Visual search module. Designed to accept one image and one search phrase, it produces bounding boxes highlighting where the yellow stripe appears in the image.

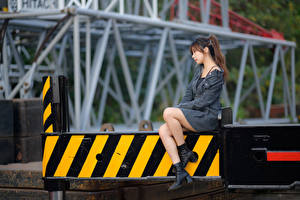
[206,149,219,176]
[153,152,172,176]
[43,76,50,101]
[153,135,187,176]
[43,103,51,125]
[103,135,134,177]
[45,124,53,133]
[78,135,109,178]
[54,135,84,177]
[129,135,159,177]
[42,136,59,177]
[186,135,213,176]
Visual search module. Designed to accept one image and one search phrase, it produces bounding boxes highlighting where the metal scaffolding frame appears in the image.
[0,0,297,131]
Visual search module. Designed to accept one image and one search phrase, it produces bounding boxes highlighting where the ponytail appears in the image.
[208,35,229,79]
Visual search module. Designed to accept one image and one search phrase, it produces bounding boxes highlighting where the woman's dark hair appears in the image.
[190,35,228,79]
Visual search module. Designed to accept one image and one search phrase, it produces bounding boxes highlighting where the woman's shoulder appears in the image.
[208,66,224,77]
[211,65,223,72]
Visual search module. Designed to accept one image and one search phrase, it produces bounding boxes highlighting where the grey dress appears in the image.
[177,65,224,131]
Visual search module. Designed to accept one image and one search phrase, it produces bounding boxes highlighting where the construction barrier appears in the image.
[42,132,220,179]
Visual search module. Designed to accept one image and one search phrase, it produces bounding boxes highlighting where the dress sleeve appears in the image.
[180,81,193,104]
[177,66,201,105]
[178,74,223,110]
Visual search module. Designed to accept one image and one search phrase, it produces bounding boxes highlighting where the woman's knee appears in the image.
[158,124,169,138]
[163,107,176,121]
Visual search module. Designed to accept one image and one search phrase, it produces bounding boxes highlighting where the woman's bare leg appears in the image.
[158,123,180,164]
[163,107,196,146]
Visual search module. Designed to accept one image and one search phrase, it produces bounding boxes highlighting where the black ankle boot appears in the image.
[168,162,193,191]
[177,143,198,168]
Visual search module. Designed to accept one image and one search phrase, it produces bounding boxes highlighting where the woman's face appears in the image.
[192,50,204,64]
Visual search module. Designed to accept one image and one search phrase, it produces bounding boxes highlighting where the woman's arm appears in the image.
[178,66,201,105]
[180,81,193,104]
[179,75,223,110]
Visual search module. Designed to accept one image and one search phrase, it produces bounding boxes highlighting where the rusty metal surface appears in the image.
[1,162,299,199]
[0,162,43,189]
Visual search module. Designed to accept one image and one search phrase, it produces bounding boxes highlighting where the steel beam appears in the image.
[113,20,141,122]
[135,44,150,99]
[179,0,188,21]
[249,45,265,118]
[220,0,229,28]
[144,27,168,120]
[6,30,25,76]
[110,65,131,124]
[85,18,91,105]
[291,47,297,122]
[73,15,81,130]
[153,0,158,18]
[58,35,68,74]
[97,47,115,125]
[204,0,211,24]
[98,77,131,112]
[233,42,249,122]
[169,31,184,92]
[2,35,11,98]
[143,0,154,18]
[221,83,231,107]
[265,45,280,120]
[0,10,65,19]
[279,46,293,118]
[120,0,124,14]
[134,0,141,15]
[160,0,175,20]
[76,9,296,47]
[81,19,112,130]
[104,0,118,12]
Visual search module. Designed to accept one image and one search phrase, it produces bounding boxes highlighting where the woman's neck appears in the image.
[203,56,217,70]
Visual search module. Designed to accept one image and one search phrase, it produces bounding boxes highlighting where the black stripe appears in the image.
[91,135,121,177]
[67,135,96,177]
[141,138,165,177]
[185,134,200,150]
[45,134,71,177]
[43,88,52,110]
[116,135,147,177]
[43,113,54,132]
[167,135,200,176]
[193,135,219,176]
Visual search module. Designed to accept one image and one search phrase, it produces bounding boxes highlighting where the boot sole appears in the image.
[168,176,193,191]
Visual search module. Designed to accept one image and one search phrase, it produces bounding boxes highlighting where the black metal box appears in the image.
[13,98,42,137]
[221,124,300,189]
[0,137,14,164]
[0,100,14,137]
[15,136,42,163]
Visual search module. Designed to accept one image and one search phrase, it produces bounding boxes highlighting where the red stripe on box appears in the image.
[267,152,300,161]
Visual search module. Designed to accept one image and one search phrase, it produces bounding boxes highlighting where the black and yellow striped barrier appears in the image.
[42,132,220,179]
[42,76,55,134]
[42,76,221,181]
